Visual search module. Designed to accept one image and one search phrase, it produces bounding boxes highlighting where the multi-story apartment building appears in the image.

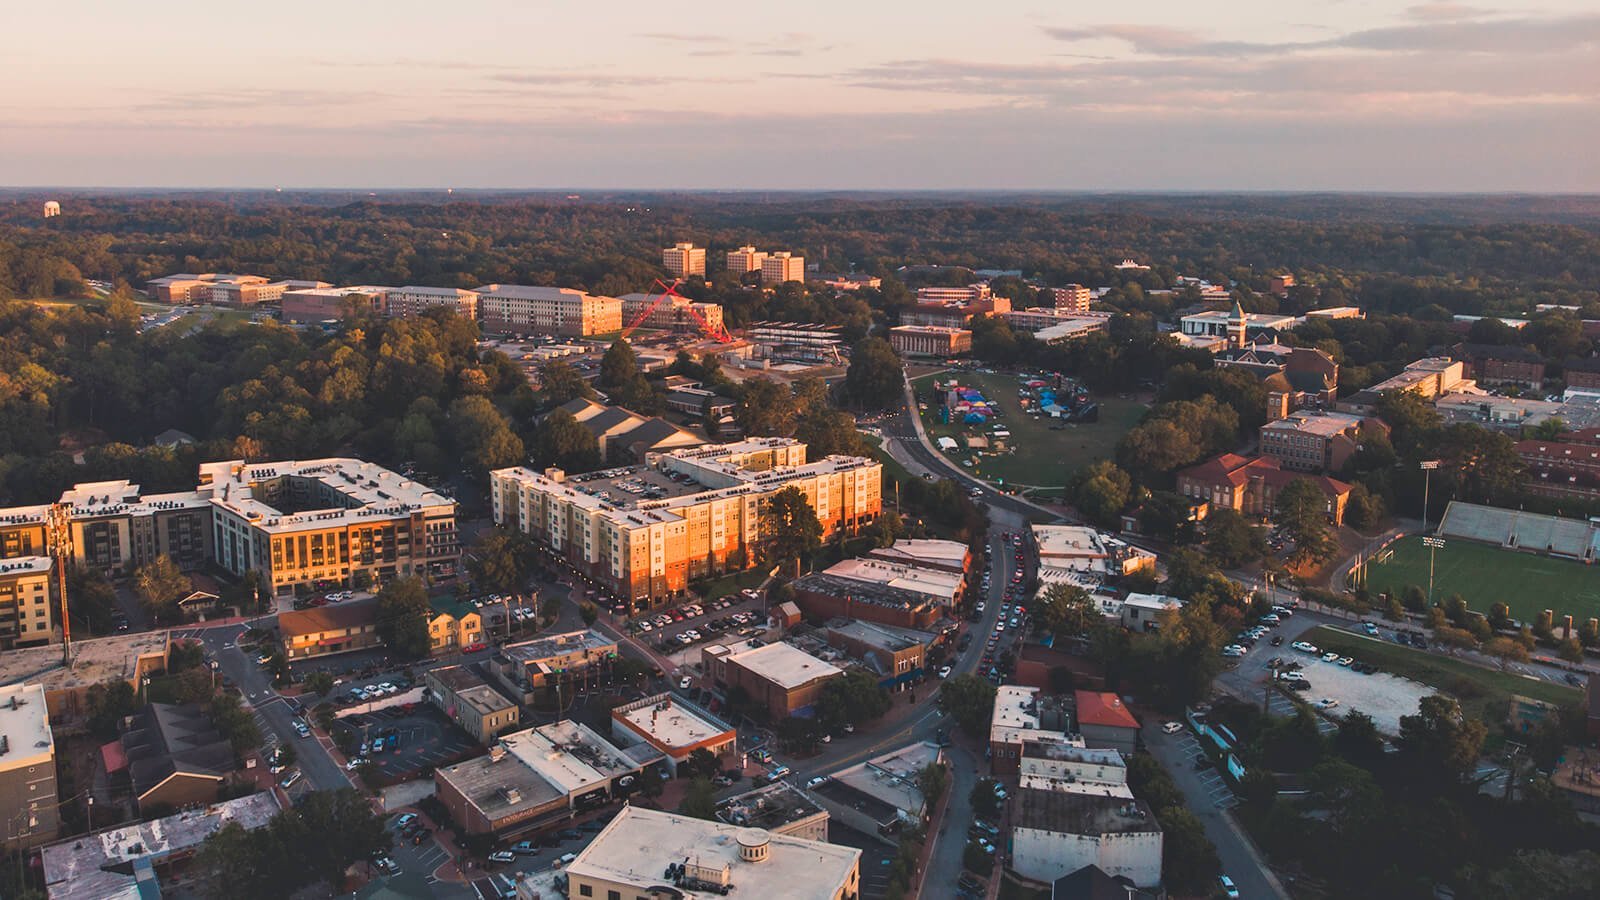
[1051,284,1092,312]
[490,438,881,602]
[0,484,210,579]
[385,286,479,320]
[761,251,806,285]
[726,245,768,275]
[0,506,47,561]
[1258,411,1372,473]
[144,274,329,306]
[0,683,59,849]
[888,325,971,358]
[618,292,725,335]
[566,807,862,900]
[0,558,56,650]
[200,458,459,596]
[662,242,707,278]
[474,284,622,337]
[1453,342,1546,391]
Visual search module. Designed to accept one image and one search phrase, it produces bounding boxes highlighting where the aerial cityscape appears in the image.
[2,4,1600,900]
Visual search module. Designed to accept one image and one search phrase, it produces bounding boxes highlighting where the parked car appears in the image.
[1162,721,1183,734]
[1220,875,1240,899]
[1316,698,1340,709]
[488,851,515,864]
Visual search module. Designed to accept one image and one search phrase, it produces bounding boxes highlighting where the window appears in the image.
[609,893,621,900]
[578,886,593,897]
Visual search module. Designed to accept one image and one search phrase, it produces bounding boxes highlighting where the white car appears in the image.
[938,665,952,679]
[679,676,693,690]
[1292,641,1319,654]
[994,623,1005,633]
[1316,698,1340,710]
[1220,875,1240,899]
[379,682,397,694]
[806,776,828,788]
[1162,721,1183,734]
[1321,652,1340,664]
[346,757,367,771]
[1221,645,1245,658]
[638,621,654,632]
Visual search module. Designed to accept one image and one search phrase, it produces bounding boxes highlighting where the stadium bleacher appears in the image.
[1437,501,1597,561]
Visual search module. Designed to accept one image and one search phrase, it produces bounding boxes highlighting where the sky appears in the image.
[3,1,1597,191]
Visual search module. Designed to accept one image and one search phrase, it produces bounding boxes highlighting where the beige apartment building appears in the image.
[761,252,805,285]
[201,458,459,596]
[662,242,707,278]
[491,438,881,602]
[0,482,212,579]
[281,286,391,323]
[0,683,59,849]
[385,286,480,319]
[1051,284,1092,312]
[0,558,56,650]
[726,245,768,275]
[618,292,725,336]
[474,284,622,337]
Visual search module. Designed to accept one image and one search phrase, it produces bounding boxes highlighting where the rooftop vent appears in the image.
[736,828,770,863]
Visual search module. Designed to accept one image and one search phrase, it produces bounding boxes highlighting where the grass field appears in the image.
[1303,625,1583,727]
[912,371,1145,490]
[1363,535,1600,625]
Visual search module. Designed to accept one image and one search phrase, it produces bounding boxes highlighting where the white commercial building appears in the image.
[566,805,862,900]
[1010,788,1163,888]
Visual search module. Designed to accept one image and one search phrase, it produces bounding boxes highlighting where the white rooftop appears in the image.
[473,283,613,303]
[1122,593,1182,612]
[199,458,452,533]
[0,556,52,577]
[992,685,1041,735]
[1262,410,1365,437]
[1032,525,1111,560]
[568,805,860,900]
[502,721,636,794]
[714,639,842,690]
[614,694,733,751]
[0,682,52,771]
[872,538,968,570]
[821,557,963,603]
[55,479,210,520]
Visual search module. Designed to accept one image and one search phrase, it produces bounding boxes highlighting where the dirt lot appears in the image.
[1287,652,1434,734]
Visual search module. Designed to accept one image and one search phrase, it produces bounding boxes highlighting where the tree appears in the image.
[1343,482,1386,531]
[1332,710,1385,767]
[734,376,797,438]
[579,601,598,626]
[685,748,721,779]
[1155,806,1221,895]
[449,395,525,475]
[817,670,892,728]
[969,779,1002,818]
[538,359,594,406]
[209,692,262,753]
[1557,637,1585,662]
[1483,636,1530,670]
[67,565,117,635]
[916,763,949,806]
[939,673,997,735]
[469,531,535,595]
[529,408,602,473]
[174,666,215,704]
[678,776,719,820]
[1034,582,1098,638]
[374,576,432,659]
[134,555,189,623]
[86,678,138,739]
[1397,694,1487,788]
[1487,601,1513,632]
[304,671,335,697]
[843,336,904,408]
[1274,478,1339,565]
[776,715,823,751]
[962,839,993,874]
[760,486,823,576]
[599,339,642,393]
[1204,508,1267,568]
[1067,460,1133,528]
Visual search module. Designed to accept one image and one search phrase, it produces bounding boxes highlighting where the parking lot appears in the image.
[1169,730,1240,810]
[635,591,773,664]
[337,705,478,782]
[1276,649,1433,734]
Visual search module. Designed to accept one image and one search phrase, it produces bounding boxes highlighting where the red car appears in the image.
[463,642,487,653]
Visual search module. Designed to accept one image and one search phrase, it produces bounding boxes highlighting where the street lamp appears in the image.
[1419,460,1440,533]
[1422,537,1446,607]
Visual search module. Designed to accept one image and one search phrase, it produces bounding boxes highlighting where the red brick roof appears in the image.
[1075,691,1139,730]
[1177,453,1352,498]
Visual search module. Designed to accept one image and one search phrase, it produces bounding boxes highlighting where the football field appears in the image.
[1364,535,1600,624]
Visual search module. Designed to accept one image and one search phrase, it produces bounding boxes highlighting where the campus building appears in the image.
[490,439,881,602]
[702,638,843,719]
[662,242,707,278]
[1051,285,1092,312]
[915,285,991,304]
[1517,429,1600,501]
[385,286,480,319]
[565,806,862,900]
[619,291,725,335]
[474,284,623,337]
[901,294,1011,329]
[0,683,58,849]
[1179,303,1300,349]
[610,692,738,774]
[888,325,971,358]
[280,285,391,323]
[1339,357,1468,414]
[1176,453,1352,525]
[726,245,768,275]
[0,557,57,650]
[1453,342,1546,391]
[760,251,805,285]
[199,458,459,596]
[1258,410,1373,474]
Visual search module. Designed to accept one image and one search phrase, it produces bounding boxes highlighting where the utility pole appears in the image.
[1423,536,1445,607]
[1419,460,1440,533]
[45,503,73,667]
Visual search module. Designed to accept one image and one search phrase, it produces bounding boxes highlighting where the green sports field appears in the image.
[1363,535,1600,624]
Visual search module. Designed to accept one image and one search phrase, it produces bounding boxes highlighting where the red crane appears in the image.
[621,279,732,343]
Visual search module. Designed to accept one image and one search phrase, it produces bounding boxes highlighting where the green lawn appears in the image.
[1363,535,1600,625]
[911,371,1145,490]
[1302,625,1582,726]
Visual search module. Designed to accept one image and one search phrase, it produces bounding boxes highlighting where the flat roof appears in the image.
[435,751,565,822]
[0,631,168,697]
[791,571,944,613]
[825,741,942,822]
[0,556,52,576]
[504,721,636,793]
[0,683,52,770]
[1022,741,1124,767]
[827,619,935,653]
[40,793,280,900]
[820,557,963,603]
[712,640,843,690]
[199,458,453,534]
[54,479,211,521]
[1013,789,1160,837]
[458,683,517,715]
[568,806,860,900]
[1262,411,1365,437]
[613,693,734,752]
[474,283,616,304]
[1032,525,1111,559]
[716,782,826,831]
[1121,593,1181,612]
[501,630,616,664]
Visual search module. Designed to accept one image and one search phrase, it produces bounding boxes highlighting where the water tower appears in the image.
[43,200,61,218]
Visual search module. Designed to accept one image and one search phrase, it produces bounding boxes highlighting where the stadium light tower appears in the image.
[1419,460,1440,533]
[1422,536,1446,607]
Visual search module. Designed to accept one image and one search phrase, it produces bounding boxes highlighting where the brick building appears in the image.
[1176,453,1352,525]
[1517,429,1600,501]
[1453,342,1546,391]
[701,639,842,719]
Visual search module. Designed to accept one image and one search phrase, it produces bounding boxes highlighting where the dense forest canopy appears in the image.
[3,193,1600,315]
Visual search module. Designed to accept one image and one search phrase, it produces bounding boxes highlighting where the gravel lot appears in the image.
[1289,654,1434,734]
